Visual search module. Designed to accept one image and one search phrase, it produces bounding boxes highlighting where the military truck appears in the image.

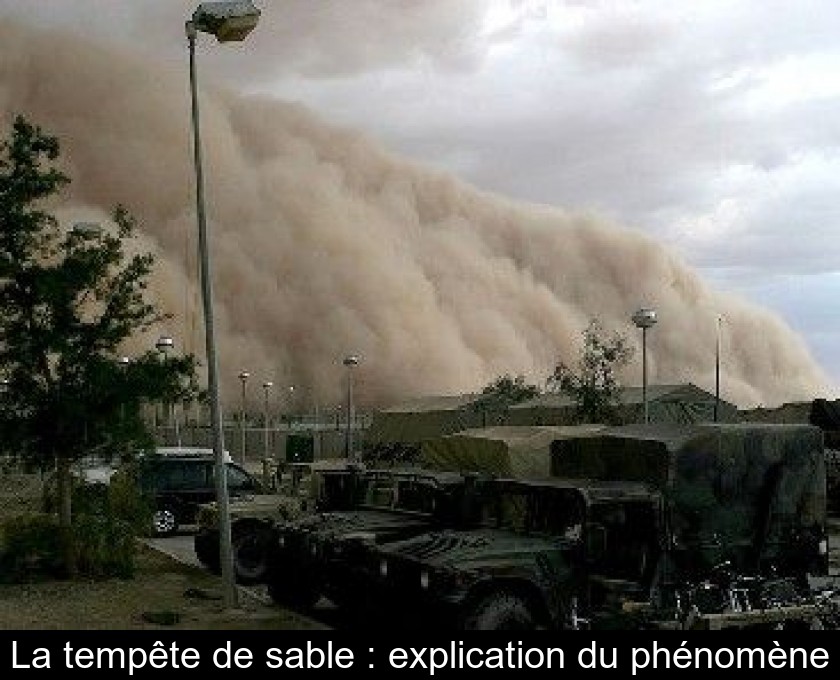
[264,467,484,611]
[193,459,359,583]
[362,423,832,630]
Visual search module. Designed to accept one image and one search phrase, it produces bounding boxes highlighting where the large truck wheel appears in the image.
[233,527,272,585]
[461,592,537,630]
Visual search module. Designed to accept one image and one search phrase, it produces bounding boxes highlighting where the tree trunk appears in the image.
[56,457,77,577]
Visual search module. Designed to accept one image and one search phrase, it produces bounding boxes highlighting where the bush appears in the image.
[0,514,65,581]
[0,512,138,582]
[73,514,136,578]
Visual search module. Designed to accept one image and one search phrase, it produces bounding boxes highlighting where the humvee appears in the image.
[193,459,359,583]
[363,423,832,630]
[264,467,484,610]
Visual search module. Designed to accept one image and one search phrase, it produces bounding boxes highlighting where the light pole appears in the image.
[238,370,250,463]
[118,356,130,425]
[288,385,295,426]
[343,355,360,460]
[155,335,182,447]
[714,315,722,423]
[186,0,261,609]
[262,380,273,460]
[631,307,657,424]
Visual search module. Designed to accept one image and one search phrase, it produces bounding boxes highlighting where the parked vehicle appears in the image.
[130,448,262,536]
[193,459,360,583]
[362,423,832,630]
[264,467,485,611]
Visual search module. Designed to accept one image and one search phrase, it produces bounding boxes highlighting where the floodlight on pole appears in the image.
[631,307,657,424]
[715,315,722,423]
[118,356,130,423]
[186,0,261,609]
[238,371,250,462]
[343,355,360,460]
[262,380,273,460]
[155,335,182,447]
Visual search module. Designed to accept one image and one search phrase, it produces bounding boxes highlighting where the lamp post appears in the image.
[155,335,182,447]
[343,355,360,460]
[288,385,295,426]
[262,381,273,460]
[118,356,130,424]
[186,0,261,609]
[714,315,722,423]
[238,370,250,463]
[631,307,657,424]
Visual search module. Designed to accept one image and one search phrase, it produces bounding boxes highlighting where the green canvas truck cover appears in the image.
[551,423,826,572]
[420,424,604,479]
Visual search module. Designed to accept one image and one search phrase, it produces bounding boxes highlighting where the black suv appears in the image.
[134,449,261,536]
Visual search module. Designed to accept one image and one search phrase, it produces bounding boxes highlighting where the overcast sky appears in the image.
[3,0,839,389]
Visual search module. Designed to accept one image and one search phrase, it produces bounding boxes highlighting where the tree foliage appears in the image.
[476,374,541,424]
[547,319,634,424]
[0,116,196,568]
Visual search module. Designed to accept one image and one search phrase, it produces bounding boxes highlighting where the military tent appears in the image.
[507,383,738,426]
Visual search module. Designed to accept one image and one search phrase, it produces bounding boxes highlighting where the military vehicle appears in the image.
[362,423,833,630]
[193,459,359,583]
[264,467,485,610]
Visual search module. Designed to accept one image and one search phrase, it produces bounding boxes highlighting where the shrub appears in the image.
[0,512,138,582]
[0,514,65,581]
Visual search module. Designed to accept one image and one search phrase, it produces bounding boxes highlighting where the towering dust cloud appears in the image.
[0,18,831,410]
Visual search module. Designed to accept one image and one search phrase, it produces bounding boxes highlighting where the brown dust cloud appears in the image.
[0,18,833,411]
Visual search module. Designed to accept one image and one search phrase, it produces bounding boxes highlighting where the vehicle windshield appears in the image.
[480,484,585,538]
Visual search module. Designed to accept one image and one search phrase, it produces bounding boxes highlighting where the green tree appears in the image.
[0,116,195,573]
[480,373,541,406]
[547,319,633,424]
[475,373,540,425]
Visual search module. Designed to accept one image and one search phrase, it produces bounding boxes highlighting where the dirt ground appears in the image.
[0,543,327,631]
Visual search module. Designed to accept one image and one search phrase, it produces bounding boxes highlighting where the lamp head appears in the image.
[192,1,260,42]
[632,307,658,330]
[156,336,175,352]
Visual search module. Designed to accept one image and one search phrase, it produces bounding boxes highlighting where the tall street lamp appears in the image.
[262,380,273,460]
[238,370,250,463]
[118,356,131,425]
[631,307,657,424]
[343,355,360,460]
[715,315,722,423]
[186,0,261,608]
[155,335,182,447]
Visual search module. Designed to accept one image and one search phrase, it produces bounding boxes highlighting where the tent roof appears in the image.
[510,383,735,411]
[378,393,483,414]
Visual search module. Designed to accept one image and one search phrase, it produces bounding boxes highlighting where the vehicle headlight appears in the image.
[379,559,388,577]
[420,570,430,590]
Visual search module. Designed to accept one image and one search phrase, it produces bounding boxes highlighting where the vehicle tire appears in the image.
[152,507,178,536]
[233,527,271,585]
[461,592,537,631]
[194,534,221,574]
